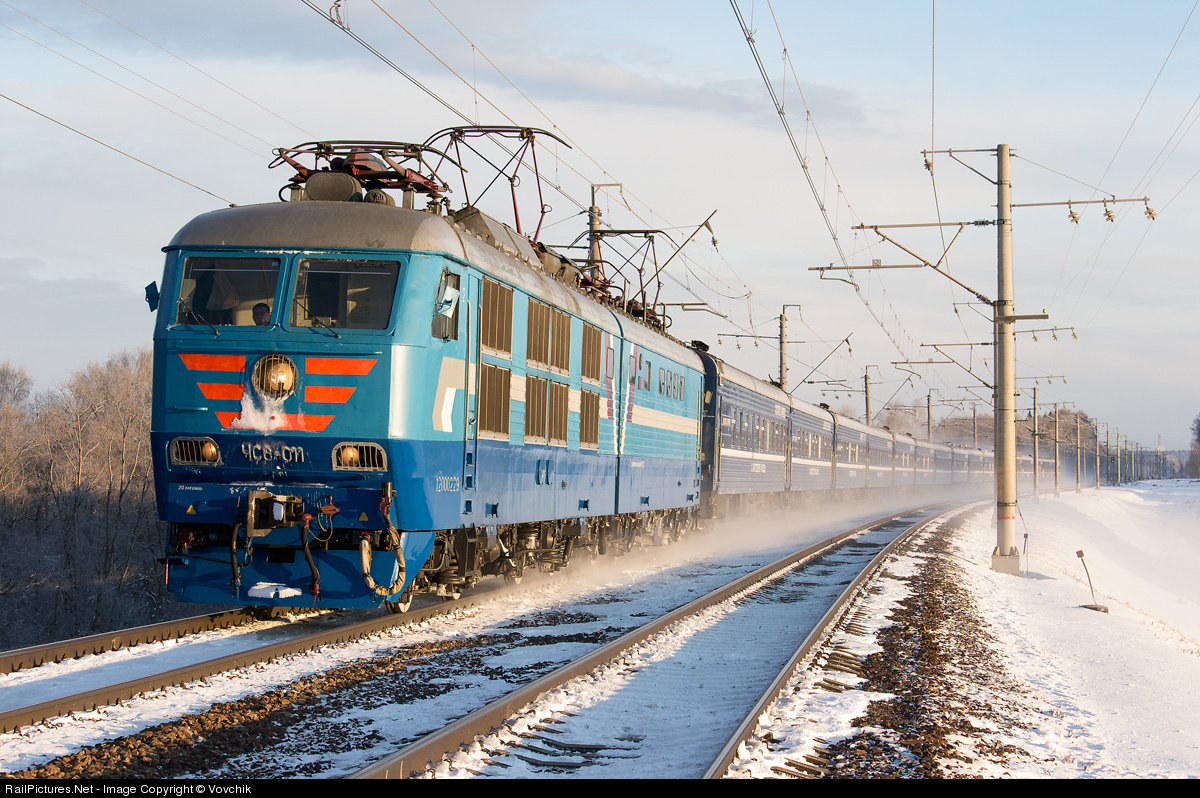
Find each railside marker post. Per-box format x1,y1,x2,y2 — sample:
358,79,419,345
1075,550,1109,613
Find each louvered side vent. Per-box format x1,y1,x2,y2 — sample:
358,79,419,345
332,442,388,471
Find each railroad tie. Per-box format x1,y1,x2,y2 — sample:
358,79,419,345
783,756,827,776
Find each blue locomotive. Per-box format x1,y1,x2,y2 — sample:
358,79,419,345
150,133,994,613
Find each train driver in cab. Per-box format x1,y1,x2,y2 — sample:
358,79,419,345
253,302,271,326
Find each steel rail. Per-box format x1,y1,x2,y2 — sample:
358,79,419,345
0,609,276,674
348,503,953,779
702,501,985,778
0,586,515,734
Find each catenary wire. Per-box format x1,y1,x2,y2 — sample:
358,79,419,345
1,91,236,205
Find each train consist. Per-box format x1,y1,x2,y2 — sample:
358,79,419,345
150,130,1002,612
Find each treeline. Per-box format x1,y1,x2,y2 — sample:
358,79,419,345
1187,413,1200,478
874,404,1101,454
0,351,223,651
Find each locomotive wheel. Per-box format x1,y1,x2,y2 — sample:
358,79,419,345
384,592,413,614
651,519,665,547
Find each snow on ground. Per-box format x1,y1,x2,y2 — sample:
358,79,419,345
955,481,1200,777
731,481,1200,779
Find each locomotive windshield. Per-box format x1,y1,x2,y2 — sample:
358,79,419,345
290,259,400,330
175,257,280,327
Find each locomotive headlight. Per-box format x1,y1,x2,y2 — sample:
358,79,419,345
170,437,223,466
332,442,386,471
338,445,360,468
253,355,298,400
267,361,296,393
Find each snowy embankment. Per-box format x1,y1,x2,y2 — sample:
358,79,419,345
957,481,1200,777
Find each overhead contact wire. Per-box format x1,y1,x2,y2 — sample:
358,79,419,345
77,0,316,138
1,91,235,205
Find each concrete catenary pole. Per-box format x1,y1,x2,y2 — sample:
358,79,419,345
1108,432,1118,482
1054,403,1061,497
992,144,1020,575
927,391,933,441
778,312,787,392
1076,414,1082,493
1032,387,1040,503
864,372,871,427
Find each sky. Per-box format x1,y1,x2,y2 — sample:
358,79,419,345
1,0,1198,449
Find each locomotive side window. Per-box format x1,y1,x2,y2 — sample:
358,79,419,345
431,271,460,340
481,278,513,355
176,257,279,327
291,259,399,330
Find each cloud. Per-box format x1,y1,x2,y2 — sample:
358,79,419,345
470,50,872,136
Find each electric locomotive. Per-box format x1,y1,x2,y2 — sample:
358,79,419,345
151,133,704,611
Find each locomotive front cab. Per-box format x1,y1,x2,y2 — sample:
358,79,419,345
151,204,456,609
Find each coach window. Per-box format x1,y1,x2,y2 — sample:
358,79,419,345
176,257,280,327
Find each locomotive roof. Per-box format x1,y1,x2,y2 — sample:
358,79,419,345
165,200,703,368
166,201,467,255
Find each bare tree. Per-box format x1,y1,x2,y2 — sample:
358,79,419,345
1187,413,1200,478
0,349,220,649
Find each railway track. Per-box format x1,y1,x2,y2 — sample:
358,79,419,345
2,501,980,778
2,609,274,674
0,582,520,735
349,502,971,779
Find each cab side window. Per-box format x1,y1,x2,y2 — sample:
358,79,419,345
432,271,460,340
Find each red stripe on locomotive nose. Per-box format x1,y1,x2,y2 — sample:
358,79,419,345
304,385,356,403
197,383,245,401
215,412,335,432
306,357,377,375
179,353,247,372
